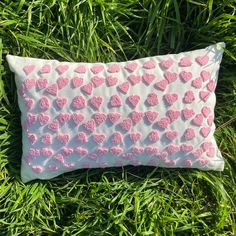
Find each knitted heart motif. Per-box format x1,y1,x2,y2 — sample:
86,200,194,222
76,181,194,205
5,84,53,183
36,78,48,90
207,80,215,92
119,118,132,131
201,141,213,151
72,77,83,88
166,144,180,154
191,77,202,89
146,93,159,106
156,117,170,129
107,112,121,124
128,75,141,85
47,84,58,96
192,148,203,158
91,76,105,87
165,160,176,166
157,151,168,160
24,79,35,90
128,95,140,107
24,98,34,110
196,55,209,66
57,134,70,144
96,147,109,156
90,96,103,110
145,111,158,124
166,110,180,122
84,119,96,132
198,159,208,167
64,162,75,169
207,116,213,126
182,108,195,120
179,57,192,67
106,76,118,86
48,165,58,171
41,133,52,145
164,71,177,83
27,113,37,125
199,91,210,101
53,153,65,163
40,64,51,74
110,94,122,107
130,111,144,124
183,128,195,140
93,133,106,144
94,112,107,125
108,64,120,73
57,77,69,89
145,146,159,155
71,113,85,125
155,79,168,91
180,144,194,152
90,65,104,74
200,127,211,137
58,113,70,123
182,159,192,167
200,70,210,81
110,146,123,155
56,97,67,109
76,132,88,144
81,82,93,95
74,65,86,73
124,62,138,72
72,95,86,109
118,81,130,94
143,60,156,69
160,59,174,69
142,73,155,85
148,130,159,142
129,132,142,143
201,106,211,117
207,146,215,157
28,133,37,144
62,147,73,156
192,114,204,126
163,93,178,105
56,65,69,74
23,65,35,75
29,148,40,156
180,71,192,82
111,132,123,144
39,96,50,110
48,119,60,131
122,152,134,160
165,130,178,141
32,165,43,173
131,146,144,155
183,90,195,103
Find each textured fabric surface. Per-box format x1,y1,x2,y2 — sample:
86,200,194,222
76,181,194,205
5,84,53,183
7,42,225,183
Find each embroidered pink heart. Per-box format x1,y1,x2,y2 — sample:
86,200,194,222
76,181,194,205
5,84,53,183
75,65,86,73
107,112,121,124
118,81,130,94
90,65,104,74
48,119,60,131
180,71,192,82
198,159,208,167
53,153,65,163
156,117,170,129
201,141,213,151
165,130,178,141
207,146,215,157
29,148,40,156
180,144,194,153
41,133,52,145
145,111,158,124
39,96,50,110
200,127,211,137
191,77,202,89
128,75,141,85
110,94,122,107
88,153,98,161
146,93,159,106
36,78,48,90
84,119,96,132
164,71,178,83
71,113,85,125
183,90,195,103
207,116,213,126
39,64,51,74
81,82,93,95
28,133,37,144
122,152,134,160
119,118,132,131
142,73,155,85
72,95,86,109
77,132,88,144
145,146,159,155
72,77,83,88
57,77,69,89
131,146,144,155
129,132,142,143
182,159,192,167
192,148,203,159
207,80,215,92
166,144,180,154
148,130,159,142
166,110,180,122
200,70,210,81
124,62,138,72
130,111,144,124
155,79,168,91
201,106,211,118
94,112,107,125
165,160,176,166
179,57,192,67
48,165,59,171
183,128,195,140
24,79,35,90
110,146,123,155
75,147,88,155
111,132,123,144
27,113,37,125
62,147,73,156
58,114,70,123
56,64,69,74
160,59,174,69
128,95,140,107
192,114,204,126
91,76,105,87
56,97,67,109
106,76,118,86
199,91,210,101
57,134,70,144
157,151,168,160
90,96,103,109
23,65,35,75
143,60,156,69
182,108,195,120
196,55,209,66
93,133,106,144
64,162,75,169
47,84,58,96
24,98,34,110
108,64,120,73
32,165,43,173
163,93,178,105
97,147,109,156
38,113,50,125
41,148,53,157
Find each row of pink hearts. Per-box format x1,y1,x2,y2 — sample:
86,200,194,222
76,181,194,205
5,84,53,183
22,55,210,76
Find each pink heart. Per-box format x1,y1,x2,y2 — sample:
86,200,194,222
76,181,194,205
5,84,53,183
62,147,73,156
122,152,134,160
48,119,60,131
24,98,34,110
29,148,40,156
191,77,202,89
38,113,50,125
72,95,86,109
183,90,195,103
47,84,58,96
93,133,106,144
124,62,138,72
111,132,123,144
198,159,209,167
157,151,168,160
192,114,204,126
76,132,88,144
23,65,35,75
207,115,213,126
201,141,213,152
28,133,37,144
182,159,192,167
32,165,43,173
90,96,103,109
58,113,70,123
57,77,69,89
41,148,54,157
110,146,123,155
207,80,215,92
53,153,65,163
201,106,211,117
118,81,130,94
24,79,35,90
143,60,156,69
108,64,120,73
155,79,168,91
142,73,155,85
148,130,159,142
199,91,210,101
145,111,158,124
165,130,178,141
156,117,170,129
179,57,192,67
128,95,140,107
207,146,215,157
163,93,178,105
165,160,176,166
166,144,180,154
129,132,142,143
131,146,144,155
110,94,122,107
145,146,160,155
74,65,86,73
164,71,177,83
160,59,174,69
192,148,203,159
90,65,104,74
180,144,193,153
56,97,67,109
84,119,96,132
57,134,70,144
75,147,88,155
39,96,50,110
64,162,75,169
130,111,144,124
128,75,141,85
200,127,211,137
146,93,159,106
81,82,93,95
91,76,105,87
183,128,195,140
71,113,85,125
119,118,132,131
166,110,180,122
196,55,209,66
27,113,37,125
182,108,195,120
180,71,192,82
200,70,210,81
107,112,121,124
94,112,107,125
56,64,69,74
40,64,51,74
36,78,48,90
72,77,83,88
97,147,109,156
106,76,118,86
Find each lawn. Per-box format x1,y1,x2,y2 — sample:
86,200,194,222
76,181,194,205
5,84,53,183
0,0,236,235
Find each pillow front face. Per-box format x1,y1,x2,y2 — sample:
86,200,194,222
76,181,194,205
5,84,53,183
7,43,225,183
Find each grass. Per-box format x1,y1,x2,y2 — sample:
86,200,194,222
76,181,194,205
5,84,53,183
0,0,236,235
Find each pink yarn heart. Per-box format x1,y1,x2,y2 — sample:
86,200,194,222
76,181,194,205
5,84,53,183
24,79,35,90
108,64,120,73
124,62,138,72
75,65,86,73
57,77,69,89
165,160,176,166
56,97,67,109
90,96,103,110
48,165,59,171
160,59,174,69
164,71,177,83
90,65,104,74
38,113,50,125
192,114,204,126
198,159,208,167
93,133,106,144
130,111,144,124
143,60,156,69
207,80,215,92
75,147,88,155
48,119,60,131
28,133,37,144
155,79,168,91
148,130,159,142
110,94,122,107
71,113,85,125
53,153,65,163
106,76,118,86
207,116,213,126
128,95,140,107
97,147,109,156
207,147,215,157
166,110,180,122
41,148,53,157
128,75,141,85
72,95,86,109
118,81,130,94
39,64,51,74
182,159,192,167
47,84,58,96
200,127,211,137
23,65,35,75
166,144,180,154
201,106,211,117
94,112,107,125
24,98,34,110
129,132,142,143
39,96,50,110
29,148,40,156
64,162,75,169
165,130,178,141
41,133,52,145
26,113,37,125
62,147,73,156
200,70,210,81
201,141,213,152
72,77,83,88
56,64,69,74
183,128,195,140
145,146,159,155
122,152,134,160
131,146,144,155
88,153,98,161
192,148,203,159
157,151,168,160
146,93,159,106
57,134,70,144
156,117,170,129
92,76,105,87
163,93,178,105
58,113,70,123
191,77,202,89
32,165,43,173
142,73,155,85
179,57,192,67
180,71,192,82
180,144,194,153
76,132,88,144
36,78,48,90
199,91,210,101
196,55,209,66
81,82,93,95
183,90,195,103
182,108,195,120
84,119,96,132
119,118,132,131
107,112,121,124
145,111,158,124
110,146,123,155
111,132,123,144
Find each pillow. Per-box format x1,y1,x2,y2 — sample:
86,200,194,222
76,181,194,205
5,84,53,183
6,42,225,183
